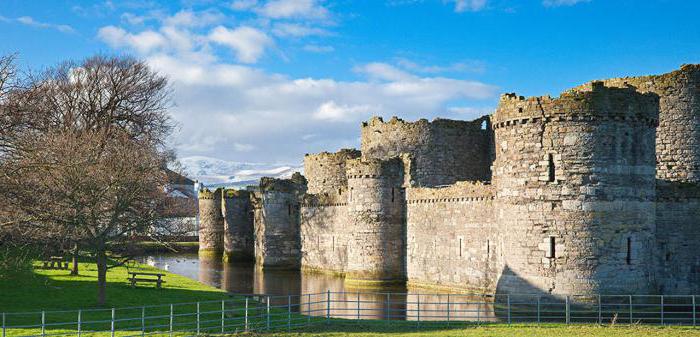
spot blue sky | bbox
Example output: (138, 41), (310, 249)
(1, 0), (699, 164)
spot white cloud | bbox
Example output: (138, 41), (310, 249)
(231, 0), (258, 10)
(209, 26), (273, 63)
(303, 44), (334, 53)
(98, 26), (167, 54)
(447, 106), (494, 116)
(255, 0), (329, 19)
(233, 143), (256, 152)
(313, 101), (376, 121)
(354, 62), (416, 82)
(164, 9), (225, 27)
(396, 58), (486, 74)
(272, 23), (329, 37)
(542, 0), (591, 7)
(451, 0), (487, 12)
(15, 16), (75, 33)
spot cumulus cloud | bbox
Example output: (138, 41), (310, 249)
(396, 58), (486, 74)
(451, 0), (487, 12)
(15, 16), (75, 33)
(303, 44), (334, 53)
(98, 26), (167, 53)
(542, 0), (591, 7)
(313, 101), (376, 121)
(272, 23), (330, 37)
(209, 26), (273, 63)
(255, 0), (329, 19)
(231, 0), (258, 11)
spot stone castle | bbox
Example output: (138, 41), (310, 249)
(198, 64), (700, 296)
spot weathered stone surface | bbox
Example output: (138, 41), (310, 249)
(198, 188), (224, 255)
(223, 189), (254, 261)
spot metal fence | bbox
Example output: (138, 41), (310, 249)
(2, 292), (699, 336)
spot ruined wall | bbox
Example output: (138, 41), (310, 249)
(406, 182), (497, 292)
(253, 174), (306, 269)
(198, 188), (224, 256)
(655, 182), (700, 294)
(588, 65), (700, 183)
(304, 149), (361, 194)
(345, 157), (406, 284)
(492, 83), (659, 295)
(223, 188), (254, 262)
(300, 188), (349, 275)
(360, 116), (493, 187)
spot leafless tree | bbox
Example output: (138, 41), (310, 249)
(0, 54), (181, 305)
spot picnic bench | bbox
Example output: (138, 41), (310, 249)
(41, 256), (69, 270)
(127, 272), (165, 289)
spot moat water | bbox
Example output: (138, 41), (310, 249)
(140, 253), (498, 321)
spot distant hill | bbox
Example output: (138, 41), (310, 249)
(179, 156), (303, 189)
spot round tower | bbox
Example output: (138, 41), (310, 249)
(198, 188), (224, 258)
(304, 148), (361, 194)
(345, 157), (406, 286)
(223, 188), (254, 262)
(492, 82), (660, 295)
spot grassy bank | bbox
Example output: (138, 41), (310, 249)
(134, 241), (199, 254)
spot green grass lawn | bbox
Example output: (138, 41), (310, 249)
(2, 261), (700, 336)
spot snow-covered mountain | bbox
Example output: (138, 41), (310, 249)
(179, 156), (303, 188)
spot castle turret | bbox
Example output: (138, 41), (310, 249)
(198, 188), (224, 258)
(492, 83), (660, 295)
(345, 157), (407, 285)
(223, 188), (254, 262)
(304, 149), (361, 194)
(252, 173), (307, 269)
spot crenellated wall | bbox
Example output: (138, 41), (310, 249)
(406, 182), (497, 292)
(222, 188), (254, 262)
(492, 83), (659, 295)
(198, 188), (224, 257)
(304, 149), (361, 194)
(361, 116), (493, 187)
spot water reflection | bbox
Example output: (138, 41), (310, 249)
(141, 254), (496, 322)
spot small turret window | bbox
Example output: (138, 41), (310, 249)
(548, 153), (556, 182)
(481, 120), (488, 130)
(391, 188), (395, 202)
(288, 204), (292, 216)
(626, 237), (632, 265)
(459, 238), (463, 257)
(548, 236), (556, 258)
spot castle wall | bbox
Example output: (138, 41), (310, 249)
(198, 188), (224, 256)
(590, 65), (700, 183)
(360, 116), (493, 187)
(655, 182), (700, 294)
(222, 189), (254, 262)
(492, 83), (659, 295)
(253, 175), (306, 269)
(406, 182), (497, 292)
(345, 157), (406, 284)
(300, 189), (349, 274)
(304, 149), (361, 194)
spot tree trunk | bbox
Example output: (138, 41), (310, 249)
(96, 249), (108, 306)
(70, 243), (79, 275)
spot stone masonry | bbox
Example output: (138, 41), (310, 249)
(199, 65), (700, 296)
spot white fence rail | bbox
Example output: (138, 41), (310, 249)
(2, 292), (699, 336)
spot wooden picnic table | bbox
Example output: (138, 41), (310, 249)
(42, 256), (68, 270)
(127, 271), (166, 288)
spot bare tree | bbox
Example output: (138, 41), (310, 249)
(0, 55), (179, 305)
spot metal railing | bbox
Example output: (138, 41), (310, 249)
(2, 292), (699, 336)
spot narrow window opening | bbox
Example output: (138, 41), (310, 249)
(548, 153), (556, 182)
(481, 120), (488, 130)
(459, 238), (463, 257)
(288, 204), (292, 216)
(349, 188), (353, 202)
(487, 240), (490, 256)
(332, 236), (335, 252)
(338, 188), (342, 195)
(391, 188), (395, 202)
(548, 236), (556, 258)
(626, 237), (632, 265)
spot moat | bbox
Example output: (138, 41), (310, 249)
(140, 254), (498, 321)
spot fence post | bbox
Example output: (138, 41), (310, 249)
(307, 293), (311, 325)
(77, 310), (82, 337)
(141, 306), (145, 337)
(417, 294), (421, 327)
(287, 295), (292, 332)
(221, 300), (225, 334)
(597, 295), (601, 324)
(196, 302), (200, 335)
(507, 295), (511, 325)
(565, 296), (570, 324)
(266, 297), (271, 330)
(169, 304), (173, 337)
(41, 311), (45, 337)
(537, 296), (541, 325)
(477, 295), (481, 324)
(385, 293), (390, 324)
(446, 294), (450, 326)
(111, 308), (115, 337)
(661, 295), (664, 325)
(357, 292), (361, 321)
(629, 295), (633, 325)
(693, 295), (696, 327)
(2, 312), (6, 337)
(245, 297), (249, 332)
(326, 290), (330, 324)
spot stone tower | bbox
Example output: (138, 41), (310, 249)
(344, 157), (407, 285)
(222, 188), (254, 262)
(198, 188), (224, 258)
(491, 82), (660, 295)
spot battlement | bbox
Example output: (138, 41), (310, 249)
(345, 157), (404, 179)
(304, 148), (361, 194)
(198, 187), (222, 200)
(223, 188), (250, 199)
(406, 181), (494, 204)
(304, 148), (361, 161)
(259, 172), (307, 193)
(493, 84), (659, 128)
(301, 187), (348, 207)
